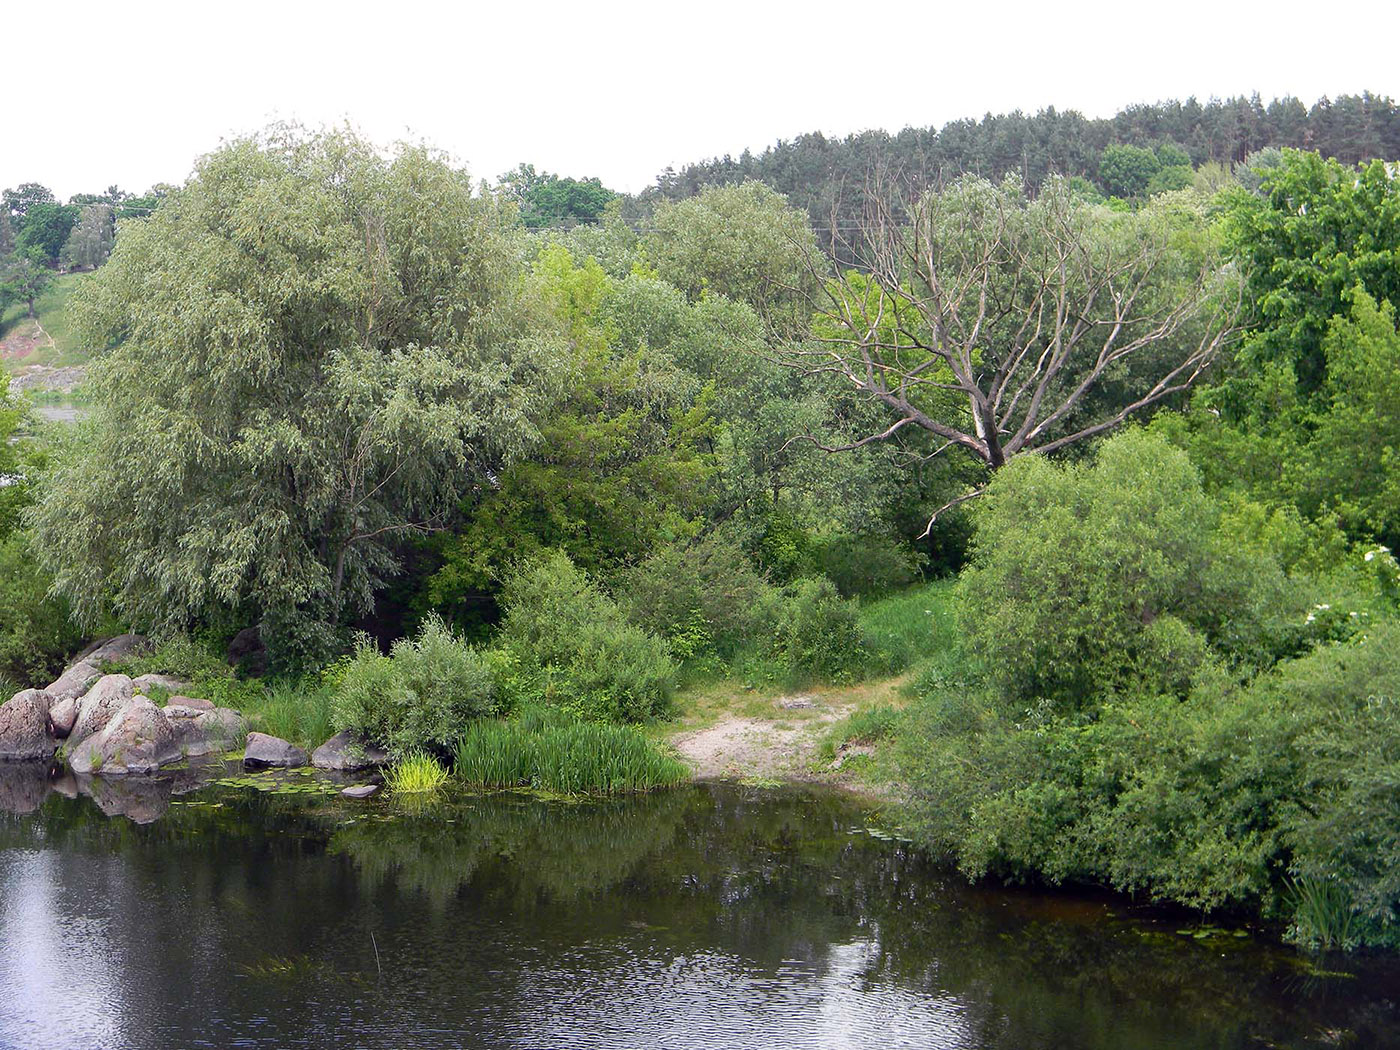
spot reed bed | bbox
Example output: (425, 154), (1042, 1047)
(454, 719), (688, 795)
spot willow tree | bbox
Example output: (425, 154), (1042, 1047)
(33, 127), (563, 659)
(787, 176), (1242, 522)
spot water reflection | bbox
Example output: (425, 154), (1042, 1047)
(0, 779), (1396, 1049)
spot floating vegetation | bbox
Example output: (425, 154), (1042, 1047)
(208, 769), (342, 798)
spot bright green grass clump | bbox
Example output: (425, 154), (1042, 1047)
(455, 719), (688, 795)
(386, 751), (450, 794)
(857, 578), (959, 674)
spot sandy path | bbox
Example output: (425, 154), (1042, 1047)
(670, 696), (855, 780)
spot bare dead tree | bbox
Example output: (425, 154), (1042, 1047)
(781, 174), (1242, 526)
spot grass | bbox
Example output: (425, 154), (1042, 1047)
(1289, 877), (1357, 951)
(857, 578), (960, 675)
(0, 272), (89, 367)
(455, 717), (689, 795)
(386, 751), (450, 794)
(236, 679), (336, 752)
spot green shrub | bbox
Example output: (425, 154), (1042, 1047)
(331, 615), (499, 754)
(959, 429), (1297, 709)
(500, 551), (675, 722)
(758, 576), (868, 682)
(620, 530), (769, 661)
(810, 532), (922, 599)
(899, 616), (1400, 949)
(0, 532), (83, 688)
(454, 718), (688, 794)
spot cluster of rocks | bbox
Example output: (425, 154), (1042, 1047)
(0, 635), (386, 784)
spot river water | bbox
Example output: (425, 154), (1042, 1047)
(0, 769), (1395, 1050)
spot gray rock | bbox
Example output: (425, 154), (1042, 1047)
(777, 695), (816, 710)
(243, 732), (307, 768)
(0, 763), (50, 814)
(166, 696), (214, 711)
(341, 783), (380, 799)
(45, 660), (102, 702)
(65, 674), (134, 755)
(166, 706), (246, 758)
(49, 697), (78, 738)
(75, 634), (148, 669)
(312, 731), (388, 772)
(68, 696), (182, 775)
(0, 690), (56, 762)
(132, 674), (192, 696)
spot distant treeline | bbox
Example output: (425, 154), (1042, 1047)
(632, 92), (1400, 238)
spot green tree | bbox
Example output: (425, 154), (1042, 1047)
(32, 127), (564, 662)
(0, 249), (52, 319)
(2, 183), (54, 220)
(1098, 144), (1161, 197)
(499, 163), (616, 228)
(649, 180), (818, 336)
(60, 203), (116, 270)
(15, 202), (79, 265)
(1225, 150), (1400, 397)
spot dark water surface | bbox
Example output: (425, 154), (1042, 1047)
(0, 767), (1396, 1050)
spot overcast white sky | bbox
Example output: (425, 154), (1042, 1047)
(8, 0), (1398, 200)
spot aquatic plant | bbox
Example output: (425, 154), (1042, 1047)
(1289, 877), (1357, 951)
(386, 751), (449, 795)
(454, 719), (687, 795)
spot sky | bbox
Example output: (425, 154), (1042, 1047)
(8, 0), (1398, 200)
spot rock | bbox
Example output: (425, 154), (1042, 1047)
(777, 695), (816, 710)
(165, 706), (246, 758)
(227, 626), (268, 677)
(49, 697), (78, 738)
(243, 732), (307, 768)
(312, 731), (388, 772)
(74, 634), (148, 669)
(132, 674), (192, 696)
(0, 690), (56, 762)
(0, 763), (51, 814)
(166, 696), (214, 711)
(64, 674), (134, 755)
(68, 696), (182, 775)
(45, 660), (102, 702)
(341, 784), (379, 799)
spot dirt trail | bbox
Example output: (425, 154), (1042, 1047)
(0, 319), (54, 361)
(670, 693), (856, 780)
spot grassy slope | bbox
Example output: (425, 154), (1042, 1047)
(0, 272), (89, 367)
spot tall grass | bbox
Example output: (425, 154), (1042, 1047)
(455, 718), (688, 795)
(858, 578), (960, 675)
(237, 679), (337, 751)
(1289, 877), (1357, 950)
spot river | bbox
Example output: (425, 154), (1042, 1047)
(0, 769), (1395, 1049)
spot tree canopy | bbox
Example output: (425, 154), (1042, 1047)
(32, 127), (564, 662)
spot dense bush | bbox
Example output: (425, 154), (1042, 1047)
(620, 531), (769, 661)
(959, 429), (1300, 708)
(330, 615), (499, 754)
(0, 532), (83, 688)
(901, 612), (1400, 949)
(500, 551), (675, 722)
(758, 576), (868, 682)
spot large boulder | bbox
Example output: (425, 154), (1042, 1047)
(65, 674), (134, 755)
(0, 690), (56, 762)
(68, 696), (182, 775)
(165, 696), (214, 712)
(74, 634), (148, 669)
(243, 732), (307, 768)
(165, 706), (246, 758)
(44, 660), (102, 702)
(312, 731), (388, 772)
